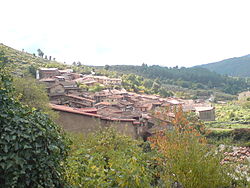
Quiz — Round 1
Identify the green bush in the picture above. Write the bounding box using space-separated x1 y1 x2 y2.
13 76 58 120
232 128 250 142
65 128 158 187
150 129 233 188
206 130 232 140
0 62 69 187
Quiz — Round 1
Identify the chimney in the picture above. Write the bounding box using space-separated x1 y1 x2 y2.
36 70 40 80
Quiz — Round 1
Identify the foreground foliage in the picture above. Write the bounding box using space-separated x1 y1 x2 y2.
0 59 69 187
65 129 158 187
149 129 233 188
64 106 248 187
149 106 235 188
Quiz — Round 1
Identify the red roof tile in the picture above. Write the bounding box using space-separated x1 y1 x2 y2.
51 104 100 118
67 94 95 103
50 104 137 123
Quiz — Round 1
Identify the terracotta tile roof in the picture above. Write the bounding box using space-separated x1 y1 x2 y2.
95 102 112 106
39 78 56 82
109 95 123 99
39 68 58 71
166 99 183 105
194 106 214 112
83 80 97 84
119 100 133 106
110 89 127 95
51 104 140 123
78 108 97 113
51 104 100 118
47 83 64 89
133 121 141 125
58 69 73 73
54 76 65 79
67 94 95 103
61 81 78 88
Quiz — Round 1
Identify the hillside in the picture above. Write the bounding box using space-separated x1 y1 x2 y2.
107 64 249 95
198 54 250 77
0 43 70 74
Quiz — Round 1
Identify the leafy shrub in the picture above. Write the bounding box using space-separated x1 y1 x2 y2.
232 128 250 142
13 76 58 120
0 61 69 187
149 106 234 188
149 129 233 188
206 130 232 140
65 128 158 187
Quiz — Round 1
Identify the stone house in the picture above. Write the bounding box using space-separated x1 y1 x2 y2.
38 68 60 79
238 91 250 101
65 94 95 108
61 81 80 94
51 104 143 138
54 76 65 82
108 78 122 85
194 107 215 121
39 78 57 87
94 92 111 103
47 83 65 95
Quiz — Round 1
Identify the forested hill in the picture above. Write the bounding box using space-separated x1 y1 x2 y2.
108 64 249 95
198 54 250 77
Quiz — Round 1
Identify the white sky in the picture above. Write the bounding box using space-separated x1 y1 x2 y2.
1 0 250 67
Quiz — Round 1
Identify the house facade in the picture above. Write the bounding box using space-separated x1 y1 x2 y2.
194 107 215 121
51 104 140 138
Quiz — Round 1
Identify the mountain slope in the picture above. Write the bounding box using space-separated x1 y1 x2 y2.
108 65 249 95
198 54 250 77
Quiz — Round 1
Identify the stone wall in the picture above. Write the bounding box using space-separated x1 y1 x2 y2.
55 111 138 138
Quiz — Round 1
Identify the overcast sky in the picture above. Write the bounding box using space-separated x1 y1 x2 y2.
1 0 250 67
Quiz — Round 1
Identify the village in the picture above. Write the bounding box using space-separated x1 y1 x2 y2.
38 67 215 139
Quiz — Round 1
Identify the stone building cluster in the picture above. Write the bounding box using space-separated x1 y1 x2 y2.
38 67 215 139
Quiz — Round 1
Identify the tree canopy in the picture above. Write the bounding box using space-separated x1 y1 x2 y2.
109 65 249 95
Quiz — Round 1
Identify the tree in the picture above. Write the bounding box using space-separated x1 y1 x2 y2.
159 87 173 97
0 61 69 187
151 81 160 93
143 79 153 89
88 83 105 92
12 76 58 120
77 61 81 66
37 49 44 58
28 64 37 77
104 64 110 71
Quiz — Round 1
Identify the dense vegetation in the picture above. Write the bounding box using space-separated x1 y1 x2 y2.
64 107 248 187
108 64 249 95
0 58 69 187
13 76 59 120
199 54 250 77
206 102 250 130
65 129 157 187
205 101 250 146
